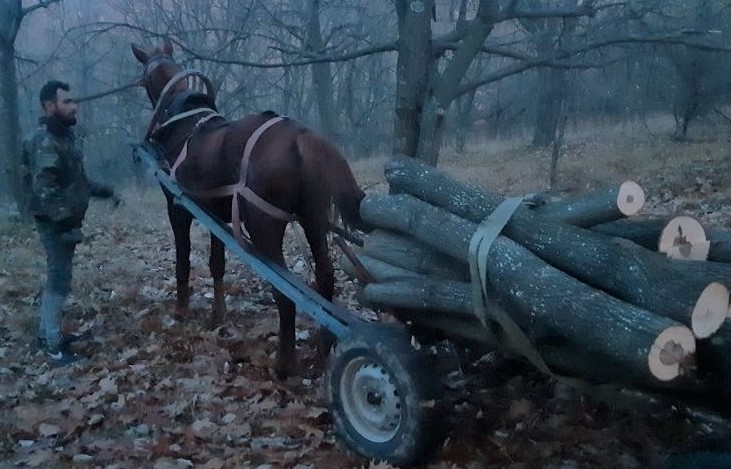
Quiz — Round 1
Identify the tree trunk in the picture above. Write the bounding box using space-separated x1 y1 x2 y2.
392 0 434 158
454 87 477 152
532 67 567 147
416 95 447 166
0 0 22 205
393 0 495 165
306 0 339 140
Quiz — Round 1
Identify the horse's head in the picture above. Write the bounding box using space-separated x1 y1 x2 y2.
131 38 186 107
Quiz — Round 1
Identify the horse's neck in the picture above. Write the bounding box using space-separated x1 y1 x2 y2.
157 111 225 167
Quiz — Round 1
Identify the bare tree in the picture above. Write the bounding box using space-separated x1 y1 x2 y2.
17 0 728 173
0 0 62 208
663 1 731 139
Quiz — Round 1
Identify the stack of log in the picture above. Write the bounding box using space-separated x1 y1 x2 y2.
339 155 731 401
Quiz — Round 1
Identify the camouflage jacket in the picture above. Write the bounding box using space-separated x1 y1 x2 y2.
23 116 93 227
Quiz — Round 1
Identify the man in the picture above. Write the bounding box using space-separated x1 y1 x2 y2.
24 80 118 366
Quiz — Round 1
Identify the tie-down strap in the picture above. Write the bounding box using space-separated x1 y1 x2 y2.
468 197 558 378
468 197 663 407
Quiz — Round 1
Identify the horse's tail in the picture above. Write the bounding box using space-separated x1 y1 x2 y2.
295 131 365 229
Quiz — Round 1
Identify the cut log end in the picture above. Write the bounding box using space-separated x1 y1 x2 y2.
692 282 730 339
658 216 709 261
617 181 645 216
648 326 696 381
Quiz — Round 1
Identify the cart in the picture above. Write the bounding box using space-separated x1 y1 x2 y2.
133 144 444 465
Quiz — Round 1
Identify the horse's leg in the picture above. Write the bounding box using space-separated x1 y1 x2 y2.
166 196 193 317
300 216 337 360
248 217 295 379
208 233 226 329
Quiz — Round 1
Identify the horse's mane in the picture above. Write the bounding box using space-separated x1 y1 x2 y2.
169 90 218 116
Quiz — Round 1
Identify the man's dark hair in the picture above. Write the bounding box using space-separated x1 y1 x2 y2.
39 80 70 104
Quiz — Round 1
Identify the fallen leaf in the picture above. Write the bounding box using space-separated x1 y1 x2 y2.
38 422 60 437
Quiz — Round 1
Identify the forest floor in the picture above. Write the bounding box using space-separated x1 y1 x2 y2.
2 118 731 468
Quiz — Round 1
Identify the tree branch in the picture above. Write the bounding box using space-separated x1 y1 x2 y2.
178 41 397 68
20 0 63 18
75 82 140 103
450 32 729 101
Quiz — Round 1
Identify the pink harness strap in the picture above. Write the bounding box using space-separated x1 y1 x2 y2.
171 116 296 240
170 112 222 182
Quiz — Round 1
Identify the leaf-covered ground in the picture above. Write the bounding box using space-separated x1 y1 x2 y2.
2 126 731 468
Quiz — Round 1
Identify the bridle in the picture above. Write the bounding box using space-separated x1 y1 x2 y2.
140 54 217 140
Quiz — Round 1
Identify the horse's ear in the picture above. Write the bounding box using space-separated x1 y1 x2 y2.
163 37 173 55
131 44 148 64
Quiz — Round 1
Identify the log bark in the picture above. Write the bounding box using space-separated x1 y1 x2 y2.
361 278 473 316
696 323 731 390
532 180 644 227
383 155 731 328
338 250 423 283
591 218 669 250
707 227 731 263
359 229 468 280
359 193 697 387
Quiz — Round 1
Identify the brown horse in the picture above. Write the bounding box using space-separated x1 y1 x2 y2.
131 39 365 378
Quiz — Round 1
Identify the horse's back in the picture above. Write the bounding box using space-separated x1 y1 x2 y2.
222 113 305 214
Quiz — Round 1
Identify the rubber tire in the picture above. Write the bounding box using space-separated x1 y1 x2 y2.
326 324 443 466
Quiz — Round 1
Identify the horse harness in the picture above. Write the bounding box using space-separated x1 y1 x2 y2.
147 85 297 240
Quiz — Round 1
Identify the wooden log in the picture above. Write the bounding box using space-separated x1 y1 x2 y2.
707 227 731 263
591 217 669 250
695 321 731 392
359 193 697 386
692 283 730 339
592 217 731 263
502 216 731 327
338 249 422 282
658 216 710 261
531 180 645 227
383 155 731 328
359 229 468 280
360 278 473 316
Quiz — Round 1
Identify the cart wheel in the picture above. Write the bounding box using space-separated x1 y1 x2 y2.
326 325 442 465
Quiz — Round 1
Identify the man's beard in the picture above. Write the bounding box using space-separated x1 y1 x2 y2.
57 112 77 126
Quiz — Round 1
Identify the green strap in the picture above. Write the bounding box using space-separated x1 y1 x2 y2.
467 198 688 411
468 197 560 378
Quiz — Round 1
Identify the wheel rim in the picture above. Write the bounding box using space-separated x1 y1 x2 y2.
339 356 402 443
